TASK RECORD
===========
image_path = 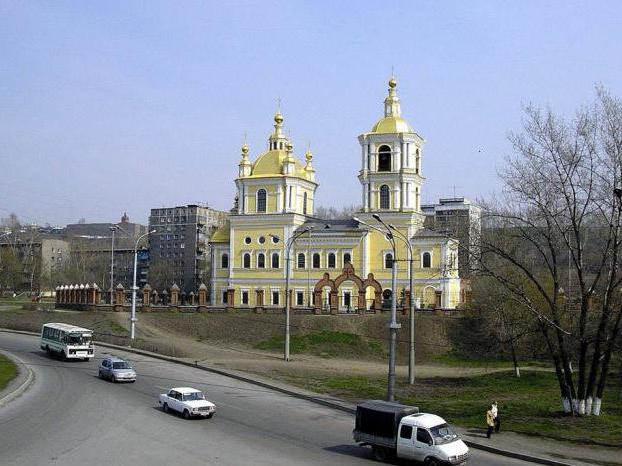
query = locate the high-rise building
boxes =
[421,197,481,277]
[148,204,227,293]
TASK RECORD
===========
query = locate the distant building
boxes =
[421,197,481,277]
[0,231,69,293]
[64,214,148,293]
[148,205,227,293]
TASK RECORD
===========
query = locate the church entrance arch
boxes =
[313,264,382,313]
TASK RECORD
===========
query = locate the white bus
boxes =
[40,323,94,360]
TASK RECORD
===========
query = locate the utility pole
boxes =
[130,230,155,341]
[354,215,401,401]
[109,225,117,304]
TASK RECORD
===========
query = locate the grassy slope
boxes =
[284,370,622,446]
[0,354,18,391]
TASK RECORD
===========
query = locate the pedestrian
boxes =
[492,401,500,433]
[486,407,495,439]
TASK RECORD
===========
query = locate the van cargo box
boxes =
[354,400,419,439]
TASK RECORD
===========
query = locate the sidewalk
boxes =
[455,427,621,466]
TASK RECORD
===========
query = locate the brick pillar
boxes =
[85,284,91,304]
[329,291,338,314]
[115,284,125,311]
[313,290,322,314]
[170,284,180,306]
[94,285,101,305]
[226,288,235,310]
[255,289,264,313]
[152,289,159,305]
[142,284,151,311]
[188,292,196,306]
[198,284,207,307]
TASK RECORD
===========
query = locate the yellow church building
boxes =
[209,79,462,312]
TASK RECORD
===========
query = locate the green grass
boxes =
[255,331,385,359]
[0,354,18,391]
[283,370,622,446]
[108,321,128,336]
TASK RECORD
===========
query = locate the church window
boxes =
[380,185,390,209]
[303,192,308,215]
[222,290,228,304]
[296,291,304,306]
[258,253,266,268]
[422,252,431,268]
[385,253,394,269]
[258,236,266,244]
[328,253,336,268]
[221,253,229,269]
[272,291,280,306]
[242,291,249,305]
[272,252,280,268]
[243,253,251,269]
[257,189,267,213]
[378,145,392,172]
[244,236,251,244]
[312,253,321,268]
[343,253,352,264]
[297,253,306,269]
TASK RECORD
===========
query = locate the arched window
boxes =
[257,253,266,268]
[328,253,336,268]
[422,252,431,268]
[303,192,308,215]
[378,145,391,172]
[312,253,321,268]
[343,252,351,264]
[243,253,251,269]
[380,185,390,209]
[221,253,229,269]
[272,252,280,268]
[297,253,306,269]
[385,253,393,269]
[257,189,267,213]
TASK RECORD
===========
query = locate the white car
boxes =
[158,387,216,419]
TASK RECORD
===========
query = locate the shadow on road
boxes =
[324,445,421,465]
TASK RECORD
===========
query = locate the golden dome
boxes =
[274,112,284,124]
[241,143,249,155]
[305,148,313,162]
[371,116,414,134]
[389,77,397,88]
[286,142,294,152]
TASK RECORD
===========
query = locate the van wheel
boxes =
[183,410,191,419]
[424,458,441,466]
[372,446,389,462]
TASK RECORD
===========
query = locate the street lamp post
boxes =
[130,229,156,341]
[390,224,416,385]
[354,215,400,401]
[272,226,313,361]
[109,225,118,304]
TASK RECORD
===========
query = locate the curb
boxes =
[0,349,35,407]
[0,328,573,466]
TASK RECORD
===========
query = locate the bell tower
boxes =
[358,78,425,215]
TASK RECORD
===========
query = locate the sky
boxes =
[1,1,621,226]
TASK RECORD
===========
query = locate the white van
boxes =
[40,323,94,360]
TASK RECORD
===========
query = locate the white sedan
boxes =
[158,387,216,419]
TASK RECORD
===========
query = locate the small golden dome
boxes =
[274,112,284,124]
[305,149,313,162]
[286,142,293,152]
[389,77,397,88]
[241,143,249,155]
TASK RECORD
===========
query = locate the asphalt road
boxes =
[0,332,535,466]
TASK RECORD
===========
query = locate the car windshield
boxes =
[182,392,205,401]
[429,423,459,445]
[112,361,131,369]
[67,334,92,345]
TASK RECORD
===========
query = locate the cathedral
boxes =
[209,79,462,311]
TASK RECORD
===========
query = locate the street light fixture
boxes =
[271,225,314,361]
[354,215,400,401]
[109,225,118,304]
[130,229,156,341]
[389,224,416,385]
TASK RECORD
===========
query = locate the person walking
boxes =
[491,401,500,433]
[486,407,495,439]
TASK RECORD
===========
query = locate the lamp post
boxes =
[389,224,416,385]
[271,226,313,361]
[131,229,156,341]
[354,215,400,401]
[109,225,118,304]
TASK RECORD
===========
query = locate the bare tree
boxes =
[479,87,622,415]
